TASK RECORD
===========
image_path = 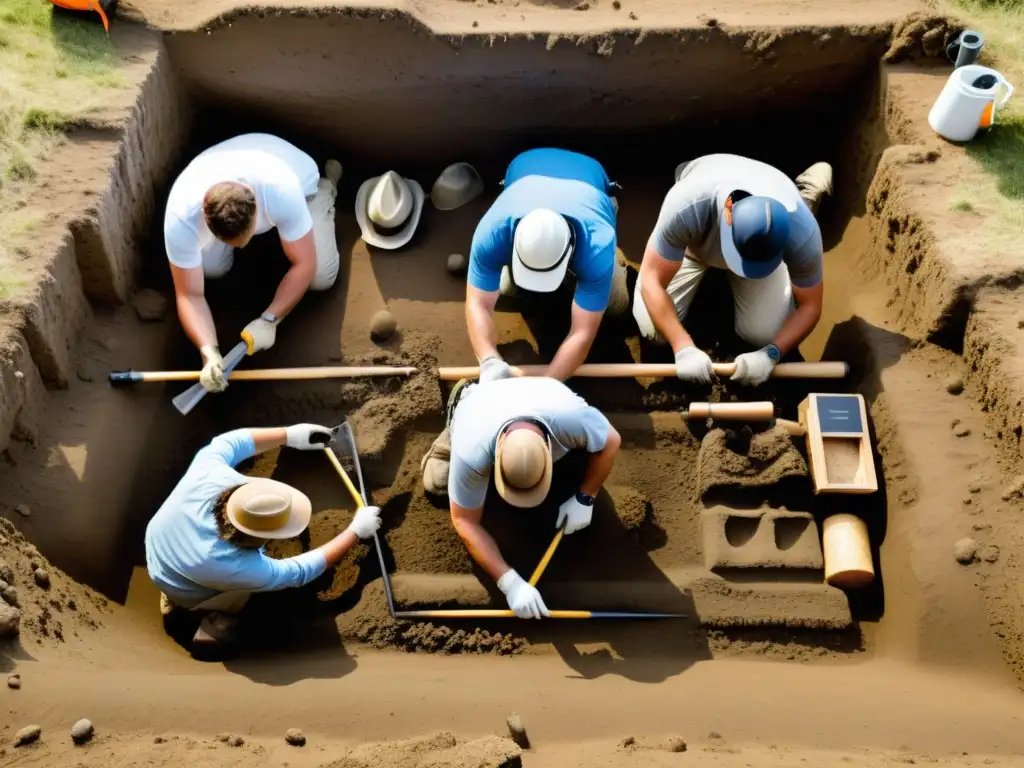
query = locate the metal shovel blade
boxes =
[171,341,248,415]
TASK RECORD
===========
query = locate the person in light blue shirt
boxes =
[465,148,629,384]
[145,423,380,657]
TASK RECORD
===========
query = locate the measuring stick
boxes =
[437,361,848,381]
[111,365,417,384]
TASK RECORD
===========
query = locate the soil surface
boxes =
[10,0,1024,765]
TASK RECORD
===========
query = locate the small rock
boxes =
[131,289,168,322]
[612,0,621,7]
[0,601,20,638]
[77,369,94,383]
[13,725,41,747]
[620,736,636,748]
[968,481,982,494]
[3,587,19,607]
[953,423,971,438]
[154,736,167,744]
[663,737,688,753]
[0,580,7,592]
[944,375,963,395]
[285,728,306,747]
[446,252,468,275]
[216,733,230,743]
[7,674,21,690]
[71,719,94,745]
[954,537,979,564]
[983,545,1000,563]
[472,20,478,27]
[14,371,24,380]
[1001,476,1024,501]
[963,497,972,506]
[14,504,30,518]
[227,735,245,747]
[628,11,637,20]
[506,713,529,749]
[0,561,12,582]
[33,569,50,589]
[369,310,397,342]
[709,732,723,740]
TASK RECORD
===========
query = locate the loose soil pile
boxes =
[696,427,809,501]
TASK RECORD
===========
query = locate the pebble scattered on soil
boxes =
[954,537,979,564]
[14,504,30,517]
[1001,476,1024,501]
[446,252,468,275]
[2,586,18,606]
[13,725,41,747]
[131,289,168,321]
[285,728,306,747]
[33,568,50,588]
[506,713,529,749]
[0,561,12,582]
[953,423,971,438]
[154,736,167,744]
[7,674,21,689]
[71,719,94,745]
[612,0,621,8]
[968,480,982,494]
[228,735,245,747]
[0,601,20,638]
[944,375,963,395]
[629,11,637,19]
[369,310,397,342]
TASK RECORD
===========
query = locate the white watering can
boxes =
[928,65,1015,143]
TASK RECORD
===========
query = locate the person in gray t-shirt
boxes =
[633,154,832,387]
[440,377,621,619]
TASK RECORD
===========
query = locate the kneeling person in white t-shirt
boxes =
[164,133,343,393]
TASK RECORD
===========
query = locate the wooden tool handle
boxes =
[775,418,807,436]
[324,448,366,509]
[436,361,848,381]
[528,529,564,586]
[111,366,418,384]
[686,401,774,420]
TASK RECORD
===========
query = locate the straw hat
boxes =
[430,162,484,211]
[225,478,312,540]
[355,171,425,250]
[494,425,553,508]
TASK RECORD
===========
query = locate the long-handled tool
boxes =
[110,365,418,385]
[528,529,563,586]
[171,341,248,416]
[326,422,397,617]
[391,609,683,620]
[437,361,848,381]
[682,401,774,421]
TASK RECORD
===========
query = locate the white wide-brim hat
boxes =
[431,162,484,211]
[226,478,312,540]
[355,171,425,250]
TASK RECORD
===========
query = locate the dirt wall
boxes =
[165,11,893,167]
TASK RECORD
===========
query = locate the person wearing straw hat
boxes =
[165,133,344,396]
[443,377,621,618]
[465,148,629,383]
[633,154,832,386]
[144,424,381,657]
[356,170,425,250]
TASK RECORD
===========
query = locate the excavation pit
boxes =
[2,8,1016,692]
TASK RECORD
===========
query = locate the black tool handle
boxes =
[108,371,143,385]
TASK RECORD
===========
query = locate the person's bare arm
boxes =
[451,502,511,581]
[579,425,621,496]
[170,263,218,350]
[639,242,694,353]
[245,427,288,454]
[466,284,502,362]
[266,229,317,319]
[773,280,823,355]
[316,529,361,568]
[545,303,603,381]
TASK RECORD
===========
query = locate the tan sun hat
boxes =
[494,424,553,509]
[355,171,425,250]
[225,478,312,540]
[430,162,484,211]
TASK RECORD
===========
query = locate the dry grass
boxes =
[942,0,1024,249]
[0,0,125,300]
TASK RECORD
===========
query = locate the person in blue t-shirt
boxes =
[145,423,381,658]
[465,148,628,384]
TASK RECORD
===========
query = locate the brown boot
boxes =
[421,427,451,496]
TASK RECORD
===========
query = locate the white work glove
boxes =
[731,347,777,387]
[347,505,382,539]
[498,569,550,619]
[479,355,513,384]
[556,495,593,535]
[674,345,714,384]
[199,345,228,393]
[285,423,337,450]
[241,316,278,356]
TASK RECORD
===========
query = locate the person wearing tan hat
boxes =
[145,424,381,656]
[444,377,621,618]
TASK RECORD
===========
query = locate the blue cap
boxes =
[720,194,791,279]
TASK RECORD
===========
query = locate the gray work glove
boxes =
[199,345,228,393]
[285,423,337,450]
[731,348,777,387]
[674,346,714,384]
[479,355,513,384]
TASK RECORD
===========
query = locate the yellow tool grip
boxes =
[323,447,365,508]
[240,330,256,356]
